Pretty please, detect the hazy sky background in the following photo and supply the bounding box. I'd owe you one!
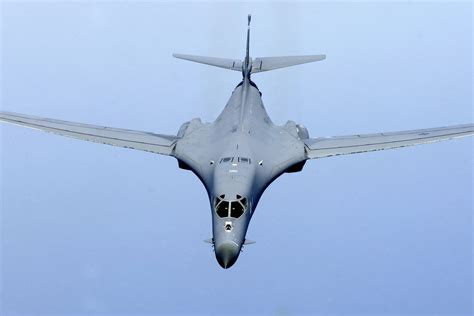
[1,1,472,315]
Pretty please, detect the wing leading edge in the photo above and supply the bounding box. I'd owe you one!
[304,124,474,159]
[0,111,179,156]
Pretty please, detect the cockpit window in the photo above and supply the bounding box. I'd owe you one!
[230,201,244,218]
[220,157,233,163]
[219,157,251,164]
[216,200,229,218]
[238,157,251,164]
[215,194,248,218]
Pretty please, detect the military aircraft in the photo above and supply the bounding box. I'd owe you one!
[1,15,473,269]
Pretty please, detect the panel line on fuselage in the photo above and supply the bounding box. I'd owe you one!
[238,78,250,132]
[237,78,263,134]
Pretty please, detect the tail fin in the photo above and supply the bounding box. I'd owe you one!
[243,14,251,77]
[173,15,325,75]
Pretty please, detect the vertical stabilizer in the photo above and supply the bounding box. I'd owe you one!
[173,15,326,75]
[243,14,252,78]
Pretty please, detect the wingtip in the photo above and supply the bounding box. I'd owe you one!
[313,54,326,61]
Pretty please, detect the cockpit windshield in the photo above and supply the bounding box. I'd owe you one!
[214,194,248,219]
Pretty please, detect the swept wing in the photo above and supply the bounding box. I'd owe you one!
[0,111,179,156]
[304,124,474,159]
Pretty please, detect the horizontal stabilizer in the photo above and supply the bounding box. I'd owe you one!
[252,55,326,73]
[173,54,242,71]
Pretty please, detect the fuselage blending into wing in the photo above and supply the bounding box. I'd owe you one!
[173,77,307,268]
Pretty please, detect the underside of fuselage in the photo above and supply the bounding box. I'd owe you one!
[173,78,308,268]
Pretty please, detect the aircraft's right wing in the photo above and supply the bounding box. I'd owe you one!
[304,124,474,159]
[0,111,179,156]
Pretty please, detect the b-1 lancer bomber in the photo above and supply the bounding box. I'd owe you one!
[1,15,473,268]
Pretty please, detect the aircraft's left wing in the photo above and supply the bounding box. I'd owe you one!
[304,124,474,159]
[0,111,179,156]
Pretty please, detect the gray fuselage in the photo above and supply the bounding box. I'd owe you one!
[174,77,308,268]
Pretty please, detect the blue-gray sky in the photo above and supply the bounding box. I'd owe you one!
[1,1,472,315]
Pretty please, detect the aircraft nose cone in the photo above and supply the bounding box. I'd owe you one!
[215,242,240,269]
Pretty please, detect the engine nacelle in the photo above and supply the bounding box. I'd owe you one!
[296,124,309,140]
[283,121,310,140]
[176,118,204,171]
[285,160,307,173]
[177,118,203,137]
